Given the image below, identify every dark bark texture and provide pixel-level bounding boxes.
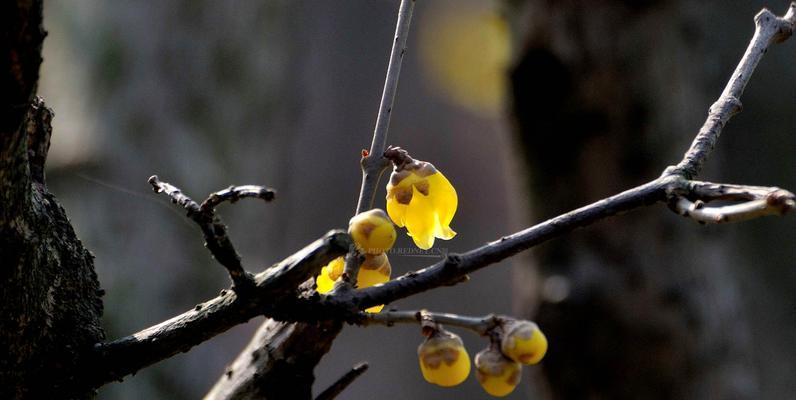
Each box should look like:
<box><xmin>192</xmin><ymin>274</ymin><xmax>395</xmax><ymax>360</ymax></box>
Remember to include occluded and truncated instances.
<box><xmin>508</xmin><ymin>1</ymin><xmax>755</xmax><ymax>399</ymax></box>
<box><xmin>0</xmin><ymin>1</ymin><xmax>104</xmax><ymax>398</ymax></box>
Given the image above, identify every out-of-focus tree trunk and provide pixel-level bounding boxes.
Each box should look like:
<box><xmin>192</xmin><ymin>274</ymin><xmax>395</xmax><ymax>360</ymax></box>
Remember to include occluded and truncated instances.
<box><xmin>507</xmin><ymin>1</ymin><xmax>756</xmax><ymax>399</ymax></box>
<box><xmin>0</xmin><ymin>1</ymin><xmax>104</xmax><ymax>399</ymax></box>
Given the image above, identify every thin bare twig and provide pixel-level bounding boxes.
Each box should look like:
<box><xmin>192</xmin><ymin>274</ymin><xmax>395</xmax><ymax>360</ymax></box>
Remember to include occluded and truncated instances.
<box><xmin>355</xmin><ymin>0</ymin><xmax>416</xmax><ymax>215</ymax></box>
<box><xmin>149</xmin><ymin>175</ymin><xmax>269</xmax><ymax>290</ymax></box>
<box><xmin>346</xmin><ymin>0</ymin><xmax>416</xmax><ymax>282</ymax></box>
<box><xmin>200</xmin><ymin>184</ymin><xmax>275</xmax><ymax>212</ymax></box>
<box><xmin>669</xmin><ymin>4</ymin><xmax>796</xmax><ymax>179</ymax></box>
<box><xmin>314</xmin><ymin>362</ymin><xmax>370</xmax><ymax>400</ymax></box>
<box><xmin>362</xmin><ymin>310</ymin><xmax>503</xmax><ymax>336</ymax></box>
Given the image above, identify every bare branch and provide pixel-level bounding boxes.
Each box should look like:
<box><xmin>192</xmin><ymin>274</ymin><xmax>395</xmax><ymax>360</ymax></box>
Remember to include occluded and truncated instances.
<box><xmin>149</xmin><ymin>175</ymin><xmax>260</xmax><ymax>291</ymax></box>
<box><xmin>669</xmin><ymin>4</ymin><xmax>796</xmax><ymax>179</ymax></box>
<box><xmin>355</xmin><ymin>0</ymin><xmax>416</xmax><ymax>215</ymax></box>
<box><xmin>314</xmin><ymin>362</ymin><xmax>369</xmax><ymax>400</ymax></box>
<box><xmin>362</xmin><ymin>310</ymin><xmax>502</xmax><ymax>336</ymax></box>
<box><xmin>85</xmin><ymin>231</ymin><xmax>350</xmax><ymax>388</ymax></box>
<box><xmin>346</xmin><ymin>0</ymin><xmax>416</xmax><ymax>286</ymax></box>
<box><xmin>671</xmin><ymin>185</ymin><xmax>795</xmax><ymax>224</ymax></box>
<box><xmin>200</xmin><ymin>184</ymin><xmax>275</xmax><ymax>212</ymax></box>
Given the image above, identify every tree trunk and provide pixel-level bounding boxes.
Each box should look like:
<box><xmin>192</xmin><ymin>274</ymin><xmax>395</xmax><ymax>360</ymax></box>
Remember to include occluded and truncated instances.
<box><xmin>508</xmin><ymin>1</ymin><xmax>756</xmax><ymax>399</ymax></box>
<box><xmin>1</xmin><ymin>1</ymin><xmax>104</xmax><ymax>398</ymax></box>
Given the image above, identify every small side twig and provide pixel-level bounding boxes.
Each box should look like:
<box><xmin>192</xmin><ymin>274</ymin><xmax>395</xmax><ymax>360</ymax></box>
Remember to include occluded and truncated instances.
<box><xmin>314</xmin><ymin>362</ymin><xmax>370</xmax><ymax>400</ymax></box>
<box><xmin>671</xmin><ymin>183</ymin><xmax>795</xmax><ymax>224</ymax></box>
<box><xmin>362</xmin><ymin>310</ymin><xmax>503</xmax><ymax>336</ymax></box>
<box><xmin>200</xmin><ymin>185</ymin><xmax>275</xmax><ymax>212</ymax></box>
<box><xmin>148</xmin><ymin>175</ymin><xmax>273</xmax><ymax>291</ymax></box>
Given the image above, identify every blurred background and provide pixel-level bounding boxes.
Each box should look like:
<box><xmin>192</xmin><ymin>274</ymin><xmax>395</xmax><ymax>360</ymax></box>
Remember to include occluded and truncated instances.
<box><xmin>38</xmin><ymin>0</ymin><xmax>794</xmax><ymax>399</ymax></box>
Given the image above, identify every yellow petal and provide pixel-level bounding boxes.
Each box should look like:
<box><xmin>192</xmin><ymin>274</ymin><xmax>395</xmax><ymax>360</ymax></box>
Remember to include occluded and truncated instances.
<box><xmin>386</xmin><ymin>195</ymin><xmax>409</xmax><ymax>227</ymax></box>
<box><xmin>427</xmin><ymin>172</ymin><xmax>458</xmax><ymax>226</ymax></box>
<box><xmin>405</xmin><ymin>186</ymin><xmax>436</xmax><ymax>249</ymax></box>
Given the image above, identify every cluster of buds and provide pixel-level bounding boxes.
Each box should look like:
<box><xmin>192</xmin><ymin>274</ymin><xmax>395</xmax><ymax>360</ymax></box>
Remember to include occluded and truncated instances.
<box><xmin>316</xmin><ymin>209</ymin><xmax>395</xmax><ymax>313</ymax></box>
<box><xmin>416</xmin><ymin>317</ymin><xmax>547</xmax><ymax>397</ymax></box>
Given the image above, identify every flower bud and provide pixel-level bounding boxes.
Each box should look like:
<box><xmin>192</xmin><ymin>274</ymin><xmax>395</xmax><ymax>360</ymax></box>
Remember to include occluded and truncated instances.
<box><xmin>358</xmin><ymin>253</ymin><xmax>391</xmax><ymax>313</ymax></box>
<box><xmin>475</xmin><ymin>347</ymin><xmax>522</xmax><ymax>397</ymax></box>
<box><xmin>417</xmin><ymin>330</ymin><xmax>471</xmax><ymax>387</ymax></box>
<box><xmin>349</xmin><ymin>209</ymin><xmax>397</xmax><ymax>254</ymax></box>
<box><xmin>314</xmin><ymin>254</ymin><xmax>391</xmax><ymax>313</ymax></box>
<box><xmin>500</xmin><ymin>320</ymin><xmax>547</xmax><ymax>365</ymax></box>
<box><xmin>315</xmin><ymin>257</ymin><xmax>345</xmax><ymax>294</ymax></box>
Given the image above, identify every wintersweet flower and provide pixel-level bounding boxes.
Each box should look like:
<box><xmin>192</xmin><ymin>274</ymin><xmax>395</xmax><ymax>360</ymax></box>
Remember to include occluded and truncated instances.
<box><xmin>475</xmin><ymin>347</ymin><xmax>522</xmax><ymax>397</ymax></box>
<box><xmin>385</xmin><ymin>149</ymin><xmax>457</xmax><ymax>250</ymax></box>
<box><xmin>314</xmin><ymin>253</ymin><xmax>391</xmax><ymax>313</ymax></box>
<box><xmin>417</xmin><ymin>329</ymin><xmax>471</xmax><ymax>387</ymax></box>
<box><xmin>500</xmin><ymin>320</ymin><xmax>547</xmax><ymax>365</ymax></box>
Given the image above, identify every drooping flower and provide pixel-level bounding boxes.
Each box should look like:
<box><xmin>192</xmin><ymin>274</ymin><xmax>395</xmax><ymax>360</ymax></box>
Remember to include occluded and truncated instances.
<box><xmin>315</xmin><ymin>253</ymin><xmax>391</xmax><ymax>313</ymax></box>
<box><xmin>385</xmin><ymin>148</ymin><xmax>457</xmax><ymax>250</ymax></box>
<box><xmin>475</xmin><ymin>347</ymin><xmax>522</xmax><ymax>397</ymax></box>
<box><xmin>417</xmin><ymin>329</ymin><xmax>471</xmax><ymax>387</ymax></box>
<box><xmin>349</xmin><ymin>209</ymin><xmax>397</xmax><ymax>255</ymax></box>
<box><xmin>500</xmin><ymin>320</ymin><xmax>547</xmax><ymax>365</ymax></box>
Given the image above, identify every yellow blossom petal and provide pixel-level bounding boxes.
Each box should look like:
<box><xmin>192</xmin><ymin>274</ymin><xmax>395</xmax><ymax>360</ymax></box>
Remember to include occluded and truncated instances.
<box><xmin>405</xmin><ymin>185</ymin><xmax>437</xmax><ymax>249</ymax></box>
<box><xmin>475</xmin><ymin>348</ymin><xmax>522</xmax><ymax>397</ymax></box>
<box><xmin>349</xmin><ymin>209</ymin><xmax>397</xmax><ymax>254</ymax></box>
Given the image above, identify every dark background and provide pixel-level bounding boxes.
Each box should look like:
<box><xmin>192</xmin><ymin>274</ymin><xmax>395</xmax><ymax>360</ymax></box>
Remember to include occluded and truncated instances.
<box><xmin>38</xmin><ymin>1</ymin><xmax>794</xmax><ymax>399</ymax></box>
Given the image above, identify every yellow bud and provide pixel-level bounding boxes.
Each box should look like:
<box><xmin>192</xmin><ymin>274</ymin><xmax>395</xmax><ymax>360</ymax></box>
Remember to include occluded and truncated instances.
<box><xmin>418</xmin><ymin>330</ymin><xmax>471</xmax><ymax>387</ymax></box>
<box><xmin>349</xmin><ymin>209</ymin><xmax>397</xmax><ymax>255</ymax></box>
<box><xmin>315</xmin><ymin>257</ymin><xmax>345</xmax><ymax>293</ymax></box>
<box><xmin>386</xmin><ymin>161</ymin><xmax>457</xmax><ymax>250</ymax></box>
<box><xmin>500</xmin><ymin>320</ymin><xmax>547</xmax><ymax>365</ymax></box>
<box><xmin>358</xmin><ymin>253</ymin><xmax>391</xmax><ymax>313</ymax></box>
<box><xmin>314</xmin><ymin>254</ymin><xmax>391</xmax><ymax>313</ymax></box>
<box><xmin>475</xmin><ymin>347</ymin><xmax>521</xmax><ymax>397</ymax></box>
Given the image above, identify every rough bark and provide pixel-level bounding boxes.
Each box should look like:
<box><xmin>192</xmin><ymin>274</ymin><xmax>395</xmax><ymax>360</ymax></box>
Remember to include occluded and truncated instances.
<box><xmin>205</xmin><ymin>320</ymin><xmax>342</xmax><ymax>400</ymax></box>
<box><xmin>0</xmin><ymin>1</ymin><xmax>104</xmax><ymax>398</ymax></box>
<box><xmin>508</xmin><ymin>1</ymin><xmax>755</xmax><ymax>399</ymax></box>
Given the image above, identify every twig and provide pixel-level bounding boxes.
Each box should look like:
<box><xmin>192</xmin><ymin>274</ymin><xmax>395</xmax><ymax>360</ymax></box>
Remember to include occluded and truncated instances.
<box><xmin>314</xmin><ymin>362</ymin><xmax>370</xmax><ymax>400</ymax></box>
<box><xmin>668</xmin><ymin>4</ymin><xmax>796</xmax><ymax>179</ymax></box>
<box><xmin>671</xmin><ymin>187</ymin><xmax>795</xmax><ymax>224</ymax></box>
<box><xmin>200</xmin><ymin>185</ymin><xmax>275</xmax><ymax>212</ymax></box>
<box><xmin>85</xmin><ymin>231</ymin><xmax>350</xmax><ymax>388</ymax></box>
<box><xmin>355</xmin><ymin>0</ymin><xmax>416</xmax><ymax>215</ymax></box>
<box><xmin>346</xmin><ymin>0</ymin><xmax>417</xmax><ymax>282</ymax></box>
<box><xmin>362</xmin><ymin>310</ymin><xmax>502</xmax><ymax>336</ymax></box>
<box><xmin>148</xmin><ymin>175</ymin><xmax>272</xmax><ymax>291</ymax></box>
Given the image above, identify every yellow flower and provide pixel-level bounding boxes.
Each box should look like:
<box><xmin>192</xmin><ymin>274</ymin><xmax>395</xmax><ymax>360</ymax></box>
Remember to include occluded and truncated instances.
<box><xmin>417</xmin><ymin>330</ymin><xmax>471</xmax><ymax>387</ymax></box>
<box><xmin>349</xmin><ymin>209</ymin><xmax>397</xmax><ymax>255</ymax></box>
<box><xmin>500</xmin><ymin>320</ymin><xmax>547</xmax><ymax>365</ymax></box>
<box><xmin>475</xmin><ymin>347</ymin><xmax>522</xmax><ymax>397</ymax></box>
<box><xmin>386</xmin><ymin>160</ymin><xmax>457</xmax><ymax>250</ymax></box>
<box><xmin>315</xmin><ymin>254</ymin><xmax>391</xmax><ymax>313</ymax></box>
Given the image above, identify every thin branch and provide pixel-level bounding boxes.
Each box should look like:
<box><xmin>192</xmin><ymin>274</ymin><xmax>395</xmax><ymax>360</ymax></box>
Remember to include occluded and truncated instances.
<box><xmin>362</xmin><ymin>310</ymin><xmax>502</xmax><ymax>336</ymax></box>
<box><xmin>355</xmin><ymin>0</ymin><xmax>416</xmax><ymax>215</ymax></box>
<box><xmin>85</xmin><ymin>231</ymin><xmax>350</xmax><ymax>388</ymax></box>
<box><xmin>671</xmin><ymin>186</ymin><xmax>795</xmax><ymax>224</ymax></box>
<box><xmin>347</xmin><ymin>0</ymin><xmax>416</xmax><ymax>281</ymax></box>
<box><xmin>669</xmin><ymin>4</ymin><xmax>796</xmax><ymax>179</ymax></box>
<box><xmin>149</xmin><ymin>175</ymin><xmax>265</xmax><ymax>290</ymax></box>
<box><xmin>314</xmin><ymin>362</ymin><xmax>370</xmax><ymax>400</ymax></box>
<box><xmin>200</xmin><ymin>184</ymin><xmax>275</xmax><ymax>212</ymax></box>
